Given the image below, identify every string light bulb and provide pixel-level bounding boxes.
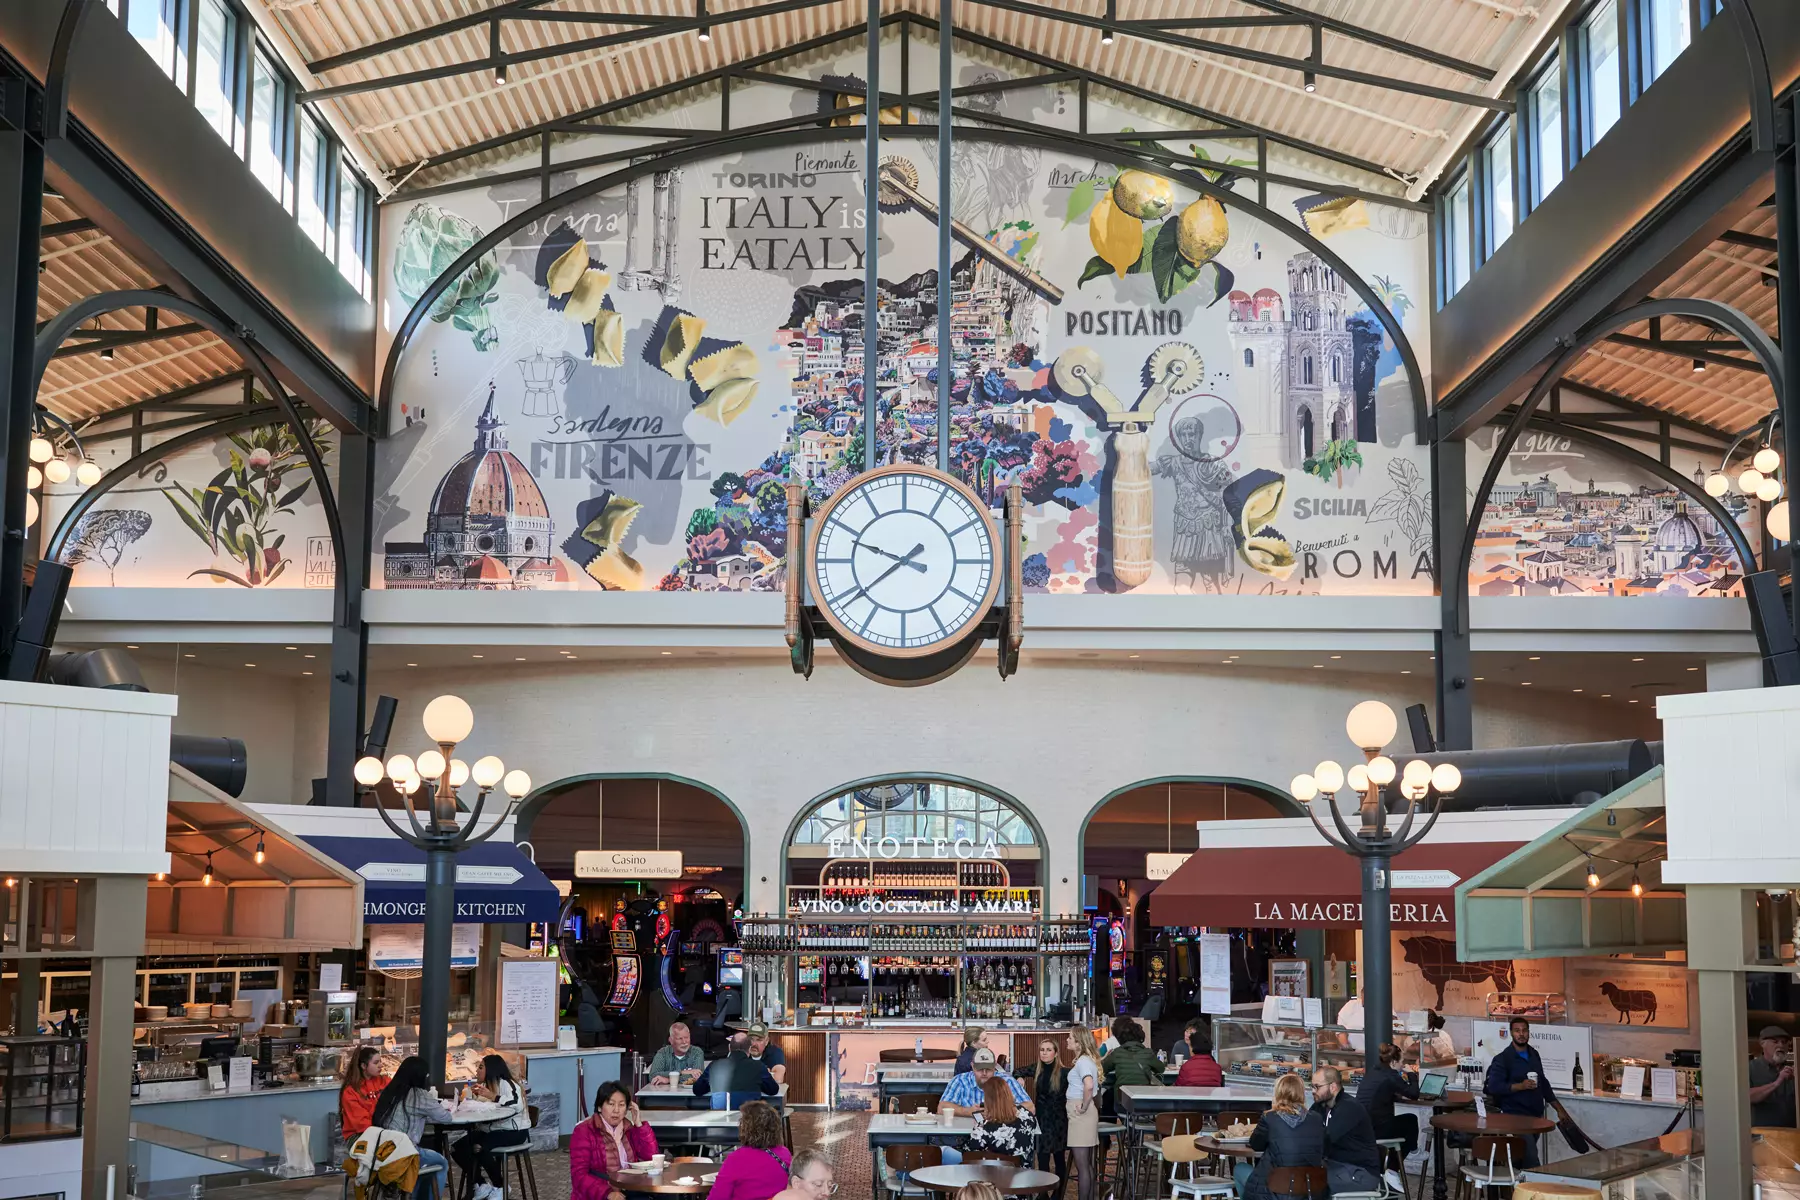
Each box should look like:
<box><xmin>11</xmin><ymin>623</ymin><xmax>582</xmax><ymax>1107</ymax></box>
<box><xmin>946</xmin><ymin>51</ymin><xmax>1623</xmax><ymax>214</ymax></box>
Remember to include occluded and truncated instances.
<box><xmin>254</xmin><ymin>834</ymin><xmax>265</xmax><ymax>865</ymax></box>
<box><xmin>1586</xmin><ymin>860</ymin><xmax>1600</xmax><ymax>889</ymax></box>
<box><xmin>1631</xmin><ymin>869</ymin><xmax>1644</xmax><ymax>898</ymax></box>
<box><xmin>203</xmin><ymin>853</ymin><xmax>213</xmax><ymax>886</ymax></box>
<box><xmin>155</xmin><ymin>871</ymin><xmax>165</xmax><ymax>882</ymax></box>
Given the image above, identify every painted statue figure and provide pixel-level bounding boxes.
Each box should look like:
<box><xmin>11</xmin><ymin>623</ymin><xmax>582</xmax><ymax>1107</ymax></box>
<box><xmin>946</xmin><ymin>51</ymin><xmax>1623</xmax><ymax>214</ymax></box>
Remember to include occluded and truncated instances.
<box><xmin>1155</xmin><ymin>413</ymin><xmax>1237</xmax><ymax>592</ymax></box>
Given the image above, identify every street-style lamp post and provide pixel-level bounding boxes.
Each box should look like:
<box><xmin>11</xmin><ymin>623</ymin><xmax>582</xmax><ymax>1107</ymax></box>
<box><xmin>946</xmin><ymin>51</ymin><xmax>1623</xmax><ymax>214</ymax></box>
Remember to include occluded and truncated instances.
<box><xmin>1290</xmin><ymin>700</ymin><xmax>1461</xmax><ymax>1073</ymax></box>
<box><xmin>354</xmin><ymin>695</ymin><xmax>532</xmax><ymax>1085</ymax></box>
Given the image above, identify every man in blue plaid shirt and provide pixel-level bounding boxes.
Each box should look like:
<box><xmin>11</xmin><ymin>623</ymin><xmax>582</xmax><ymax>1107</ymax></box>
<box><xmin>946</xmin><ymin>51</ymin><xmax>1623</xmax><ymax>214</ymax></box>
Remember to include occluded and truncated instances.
<box><xmin>940</xmin><ymin>1048</ymin><xmax>1035</xmax><ymax>1115</ymax></box>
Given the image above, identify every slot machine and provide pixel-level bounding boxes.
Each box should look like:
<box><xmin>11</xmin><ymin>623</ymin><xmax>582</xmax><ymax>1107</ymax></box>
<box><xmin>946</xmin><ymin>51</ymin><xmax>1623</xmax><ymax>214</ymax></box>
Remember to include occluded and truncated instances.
<box><xmin>715</xmin><ymin>946</ymin><xmax>746</xmax><ymax>1029</ymax></box>
<box><xmin>604</xmin><ymin>928</ymin><xmax>644</xmax><ymax>1046</ymax></box>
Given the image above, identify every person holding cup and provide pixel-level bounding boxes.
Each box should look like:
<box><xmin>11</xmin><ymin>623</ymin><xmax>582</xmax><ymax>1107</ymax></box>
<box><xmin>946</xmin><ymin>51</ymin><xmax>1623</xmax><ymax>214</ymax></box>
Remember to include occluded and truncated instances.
<box><xmin>1482</xmin><ymin>1017</ymin><xmax>1568</xmax><ymax>1167</ymax></box>
<box><xmin>570</xmin><ymin>1082</ymin><xmax>658</xmax><ymax>1200</ymax></box>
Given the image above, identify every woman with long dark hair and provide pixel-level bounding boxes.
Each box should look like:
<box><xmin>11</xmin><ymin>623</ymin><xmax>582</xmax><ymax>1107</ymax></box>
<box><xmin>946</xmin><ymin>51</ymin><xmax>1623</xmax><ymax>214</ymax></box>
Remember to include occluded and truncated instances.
<box><xmin>340</xmin><ymin>1046</ymin><xmax>388</xmax><ymax>1141</ymax></box>
<box><xmin>369</xmin><ymin>1056</ymin><xmax>455</xmax><ymax>1198</ymax></box>
<box><xmin>452</xmin><ymin>1055</ymin><xmax>533</xmax><ymax>1200</ymax></box>
<box><xmin>1018</xmin><ymin>1038</ymin><xmax>1070</xmax><ymax>1180</ymax></box>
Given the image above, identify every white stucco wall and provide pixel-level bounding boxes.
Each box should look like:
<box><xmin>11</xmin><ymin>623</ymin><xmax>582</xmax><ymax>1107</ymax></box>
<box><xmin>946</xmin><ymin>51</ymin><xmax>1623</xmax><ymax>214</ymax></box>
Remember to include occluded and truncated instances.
<box><xmin>271</xmin><ymin>656</ymin><xmax>1653</xmax><ymax>916</ymax></box>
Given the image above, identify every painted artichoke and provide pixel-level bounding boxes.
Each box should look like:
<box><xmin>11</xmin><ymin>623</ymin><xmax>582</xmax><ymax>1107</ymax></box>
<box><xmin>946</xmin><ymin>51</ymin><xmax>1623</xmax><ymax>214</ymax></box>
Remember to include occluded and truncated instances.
<box><xmin>392</xmin><ymin>203</ymin><xmax>501</xmax><ymax>351</ymax></box>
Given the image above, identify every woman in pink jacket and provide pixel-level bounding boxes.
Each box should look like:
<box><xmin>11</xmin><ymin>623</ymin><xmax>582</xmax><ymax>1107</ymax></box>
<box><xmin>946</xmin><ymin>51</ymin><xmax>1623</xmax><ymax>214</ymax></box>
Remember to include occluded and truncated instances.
<box><xmin>570</xmin><ymin>1083</ymin><xmax>659</xmax><ymax>1200</ymax></box>
<box><xmin>709</xmin><ymin>1102</ymin><xmax>791</xmax><ymax>1200</ymax></box>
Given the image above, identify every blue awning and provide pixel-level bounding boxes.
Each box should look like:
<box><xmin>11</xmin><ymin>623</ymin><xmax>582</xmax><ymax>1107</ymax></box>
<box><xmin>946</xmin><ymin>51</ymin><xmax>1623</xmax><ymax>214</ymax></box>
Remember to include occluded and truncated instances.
<box><xmin>302</xmin><ymin>836</ymin><xmax>562</xmax><ymax>925</ymax></box>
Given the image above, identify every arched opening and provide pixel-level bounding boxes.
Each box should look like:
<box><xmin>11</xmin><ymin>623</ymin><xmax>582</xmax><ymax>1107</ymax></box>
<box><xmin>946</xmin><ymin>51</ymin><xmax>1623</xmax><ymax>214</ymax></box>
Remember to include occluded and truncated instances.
<box><xmin>780</xmin><ymin>775</ymin><xmax>1054</xmax><ymax>1104</ymax></box>
<box><xmin>517</xmin><ymin>775</ymin><xmax>747</xmax><ymax>1053</ymax></box>
<box><xmin>1303</xmin><ymin>355</ymin><xmax>1315</xmax><ymax>385</ymax></box>
<box><xmin>1080</xmin><ymin>778</ymin><xmax>1297</xmax><ymax>1040</ymax></box>
<box><xmin>1243</xmin><ymin>348</ymin><xmax>1255</xmax><ymax>367</ymax></box>
<box><xmin>1299</xmin><ymin>406</ymin><xmax>1316</xmax><ymax>459</ymax></box>
<box><xmin>1330</xmin><ymin>407</ymin><xmax>1347</xmax><ymax>441</ymax></box>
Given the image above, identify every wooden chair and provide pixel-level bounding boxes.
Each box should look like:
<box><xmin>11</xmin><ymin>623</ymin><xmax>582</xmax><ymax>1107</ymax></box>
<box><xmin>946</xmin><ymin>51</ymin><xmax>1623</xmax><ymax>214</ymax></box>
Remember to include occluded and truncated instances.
<box><xmin>1140</xmin><ymin>1113</ymin><xmax>1208</xmax><ymax>1199</ymax></box>
<box><xmin>889</xmin><ymin>1091</ymin><xmax>945</xmax><ymax>1115</ymax></box>
<box><xmin>1265</xmin><ymin>1166</ymin><xmax>1328</xmax><ymax>1199</ymax></box>
<box><xmin>1457</xmin><ymin>1135</ymin><xmax>1523</xmax><ymax>1200</ymax></box>
<box><xmin>883</xmin><ymin>1144</ymin><xmax>945</xmax><ymax>1200</ymax></box>
<box><xmin>1210</xmin><ymin>1112</ymin><xmax>1262</xmax><ymax>1133</ymax></box>
<box><xmin>1160</xmin><ymin>1134</ymin><xmax>1233</xmax><ymax>1200</ymax></box>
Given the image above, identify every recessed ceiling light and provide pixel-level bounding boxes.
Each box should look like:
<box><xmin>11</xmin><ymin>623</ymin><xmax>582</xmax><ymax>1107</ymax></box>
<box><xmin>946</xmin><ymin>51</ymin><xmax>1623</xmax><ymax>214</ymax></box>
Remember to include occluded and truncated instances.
<box><xmin>515</xmin><ymin>657</ymin><xmax>527</xmax><ymax>661</ymax></box>
<box><xmin>1127</xmin><ymin>654</ymin><xmax>1140</xmax><ymax>659</ymax></box>
<box><xmin>1329</xmin><ymin>654</ymin><xmax>1342</xmax><ymax>660</ymax></box>
<box><xmin>1685</xmin><ymin>666</ymin><xmax>1699</xmax><ymax>672</ymax></box>
<box><xmin>1400</xmin><ymin>670</ymin><xmax>1411</xmax><ymax>675</ymax></box>
<box><xmin>184</xmin><ymin>653</ymin><xmax>195</xmax><ymax>658</ymax></box>
<box><xmin>1520</xmin><ymin>681</ymin><xmax>1532</xmax><ymax>686</ymax></box>
<box><xmin>1221</xmin><ymin>659</ymin><xmax>1233</xmax><ymax>664</ymax></box>
<box><xmin>304</xmin><ymin>654</ymin><xmax>316</xmax><ymax>659</ymax></box>
<box><xmin>1528</xmin><ymin>656</ymin><xmax>1541</xmax><ymax>661</ymax></box>
<box><xmin>1573</xmin><ymin>688</ymin><xmax>1583</xmax><ymax>693</ymax></box>
<box><xmin>1602</xmin><ymin>693</ymin><xmax>1612</xmax><ymax>698</ymax></box>
<box><xmin>407</xmin><ymin>663</ymin><xmax>419</xmax><ymax>667</ymax></box>
<box><xmin>126</xmin><ymin>644</ymin><xmax>139</xmax><ymax>649</ymax></box>
<box><xmin>244</xmin><ymin>662</ymin><xmax>256</xmax><ymax>667</ymax></box>
<box><xmin>1474</xmin><ymin>676</ymin><xmax>1485</xmax><ymax>681</ymax></box>
<box><xmin>1312</xmin><ymin>664</ymin><xmax>1324</xmax><ymax>669</ymax></box>
<box><xmin>284</xmin><ymin>646</ymin><xmax>297</xmax><ymax>651</ymax></box>
<box><xmin>662</xmin><ymin>650</ymin><xmax>674</xmax><ymax>656</ymax></box>
<box><xmin>1631</xmin><ymin>657</ymin><xmax>1644</xmax><ymax>662</ymax></box>
<box><xmin>472</xmin><ymin>654</ymin><xmax>484</xmax><ymax>659</ymax></box>
<box><xmin>302</xmin><ymin>671</ymin><xmax>313</xmax><ymax>676</ymax></box>
<box><xmin>1628</xmin><ymin>699</ymin><xmax>1639</xmax><ymax>704</ymax></box>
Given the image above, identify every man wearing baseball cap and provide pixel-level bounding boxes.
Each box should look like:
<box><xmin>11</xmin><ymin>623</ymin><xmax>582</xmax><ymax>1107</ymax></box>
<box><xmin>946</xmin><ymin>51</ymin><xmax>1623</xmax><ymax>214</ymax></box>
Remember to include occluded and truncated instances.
<box><xmin>935</xmin><ymin>1047</ymin><xmax>1035</xmax><ymax>1166</ymax></box>
<box><xmin>693</xmin><ymin>1021</ymin><xmax>780</xmax><ymax>1110</ymax></box>
<box><xmin>1750</xmin><ymin>1026</ymin><xmax>1796</xmax><ymax>1129</ymax></box>
<box><xmin>746</xmin><ymin>1022</ymin><xmax>788</xmax><ymax>1086</ymax></box>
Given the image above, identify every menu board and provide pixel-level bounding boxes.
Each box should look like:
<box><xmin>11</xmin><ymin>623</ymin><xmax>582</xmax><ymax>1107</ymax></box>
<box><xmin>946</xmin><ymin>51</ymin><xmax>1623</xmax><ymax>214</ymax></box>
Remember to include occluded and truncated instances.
<box><xmin>498</xmin><ymin>958</ymin><xmax>560</xmax><ymax>1048</ymax></box>
<box><xmin>1200</xmin><ymin>933</ymin><xmax>1232</xmax><ymax>1016</ymax></box>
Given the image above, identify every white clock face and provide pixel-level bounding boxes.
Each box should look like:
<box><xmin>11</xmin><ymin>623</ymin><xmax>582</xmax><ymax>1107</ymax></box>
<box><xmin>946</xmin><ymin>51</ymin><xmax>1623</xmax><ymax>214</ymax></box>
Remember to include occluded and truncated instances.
<box><xmin>811</xmin><ymin>468</ymin><xmax>998</xmax><ymax>654</ymax></box>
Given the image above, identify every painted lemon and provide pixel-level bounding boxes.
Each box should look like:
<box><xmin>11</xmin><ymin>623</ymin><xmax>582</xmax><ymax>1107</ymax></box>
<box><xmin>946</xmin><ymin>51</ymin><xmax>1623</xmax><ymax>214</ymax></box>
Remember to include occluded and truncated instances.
<box><xmin>1176</xmin><ymin>197</ymin><xmax>1229</xmax><ymax>266</ymax></box>
<box><xmin>1089</xmin><ymin>191</ymin><xmax>1145</xmax><ymax>277</ymax></box>
<box><xmin>1112</xmin><ymin>170</ymin><xmax>1175</xmax><ymax>220</ymax></box>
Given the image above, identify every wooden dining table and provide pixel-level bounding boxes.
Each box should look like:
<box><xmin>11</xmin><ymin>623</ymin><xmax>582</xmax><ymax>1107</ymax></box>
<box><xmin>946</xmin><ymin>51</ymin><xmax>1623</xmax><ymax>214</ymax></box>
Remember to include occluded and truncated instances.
<box><xmin>1428</xmin><ymin>1107</ymin><xmax>1554</xmax><ymax>1200</ymax></box>
<box><xmin>613</xmin><ymin>1158</ymin><xmax>718</xmax><ymax>1195</ymax></box>
<box><xmin>908</xmin><ymin>1163</ymin><xmax>1064</xmax><ymax>1195</ymax></box>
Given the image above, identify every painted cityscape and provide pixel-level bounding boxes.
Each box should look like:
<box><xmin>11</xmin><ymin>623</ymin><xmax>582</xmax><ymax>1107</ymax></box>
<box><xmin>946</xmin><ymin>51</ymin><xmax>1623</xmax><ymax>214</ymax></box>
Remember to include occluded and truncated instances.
<box><xmin>1468</xmin><ymin>461</ymin><xmax>1749</xmax><ymax>597</ymax></box>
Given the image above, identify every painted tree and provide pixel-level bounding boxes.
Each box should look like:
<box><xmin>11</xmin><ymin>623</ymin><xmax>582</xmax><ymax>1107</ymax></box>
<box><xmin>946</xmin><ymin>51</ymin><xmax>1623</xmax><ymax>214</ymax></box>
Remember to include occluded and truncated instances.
<box><xmin>65</xmin><ymin>509</ymin><xmax>153</xmax><ymax>585</ymax></box>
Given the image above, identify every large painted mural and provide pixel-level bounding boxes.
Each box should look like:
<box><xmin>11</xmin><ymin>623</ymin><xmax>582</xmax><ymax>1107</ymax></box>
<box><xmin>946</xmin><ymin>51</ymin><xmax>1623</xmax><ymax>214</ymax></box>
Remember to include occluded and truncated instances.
<box><xmin>42</xmin><ymin>403</ymin><xmax>339</xmax><ymax>590</ymax></box>
<box><xmin>371</xmin><ymin>51</ymin><xmax>1438</xmax><ymax>597</ymax></box>
<box><xmin>1465</xmin><ymin>428</ymin><xmax>1752</xmax><ymax>598</ymax></box>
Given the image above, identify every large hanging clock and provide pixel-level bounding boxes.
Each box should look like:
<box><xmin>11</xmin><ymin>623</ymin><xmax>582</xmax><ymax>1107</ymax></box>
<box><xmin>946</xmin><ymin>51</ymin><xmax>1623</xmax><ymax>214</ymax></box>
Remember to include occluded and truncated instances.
<box><xmin>787</xmin><ymin>465</ymin><xmax>1022</xmax><ymax>686</ymax></box>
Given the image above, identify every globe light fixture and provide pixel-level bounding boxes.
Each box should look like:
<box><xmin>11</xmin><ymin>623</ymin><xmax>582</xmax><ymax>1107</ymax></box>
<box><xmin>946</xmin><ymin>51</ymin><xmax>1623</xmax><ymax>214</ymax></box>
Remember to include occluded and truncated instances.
<box><xmin>1757</xmin><ymin>476</ymin><xmax>1783</xmax><ymax>503</ymax></box>
<box><xmin>26</xmin><ymin>466</ymin><xmax>40</xmax><ymax>491</ymax></box>
<box><xmin>422</xmin><ymin>694</ymin><xmax>475</xmax><ymax>744</ymax></box>
<box><xmin>1770</xmin><ymin>501</ymin><xmax>1791</xmax><ymax>542</ymax></box>
<box><xmin>24</xmin><ymin>495</ymin><xmax>37</xmax><ymax>527</ymax></box>
<box><xmin>1313</xmin><ymin>760</ymin><xmax>1345</xmax><ymax>794</ymax></box>
<box><xmin>44</xmin><ymin>458</ymin><xmax>70</xmax><ymax>484</ymax></box>
<box><xmin>1740</xmin><ymin>467</ymin><xmax>1766</xmax><ymax>493</ymax></box>
<box><xmin>1345</xmin><ymin>699</ymin><xmax>1398</xmax><ymax>751</ymax></box>
<box><xmin>353</xmin><ymin>699</ymin><xmax>533</xmax><ymax>1085</ymax></box>
<box><xmin>1301</xmin><ymin>700</ymin><xmax>1464</xmax><ymax>1073</ymax></box>
<box><xmin>28</xmin><ymin>437</ymin><xmax>52</xmax><ymax>464</ymax></box>
<box><xmin>1755</xmin><ymin>445</ymin><xmax>1781</xmax><ymax>475</ymax></box>
<box><xmin>76</xmin><ymin>460</ymin><xmax>102</xmax><ymax>487</ymax></box>
<box><xmin>1704</xmin><ymin>471</ymin><xmax>1730</xmax><ymax>498</ymax></box>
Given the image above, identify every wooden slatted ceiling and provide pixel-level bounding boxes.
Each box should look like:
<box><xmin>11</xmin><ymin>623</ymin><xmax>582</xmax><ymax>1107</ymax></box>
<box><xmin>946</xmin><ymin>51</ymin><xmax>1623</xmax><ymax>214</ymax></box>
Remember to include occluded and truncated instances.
<box><xmin>36</xmin><ymin>196</ymin><xmax>240</xmax><ymax>426</ymax></box>
<box><xmin>276</xmin><ymin>0</ymin><xmax>1547</xmax><ymax>188</ymax></box>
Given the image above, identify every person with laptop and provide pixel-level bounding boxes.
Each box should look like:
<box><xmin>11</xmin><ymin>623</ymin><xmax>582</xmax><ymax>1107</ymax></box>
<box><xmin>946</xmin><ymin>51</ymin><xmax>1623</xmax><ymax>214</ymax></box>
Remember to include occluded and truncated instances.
<box><xmin>1355</xmin><ymin>1042</ymin><xmax>1424</xmax><ymax>1189</ymax></box>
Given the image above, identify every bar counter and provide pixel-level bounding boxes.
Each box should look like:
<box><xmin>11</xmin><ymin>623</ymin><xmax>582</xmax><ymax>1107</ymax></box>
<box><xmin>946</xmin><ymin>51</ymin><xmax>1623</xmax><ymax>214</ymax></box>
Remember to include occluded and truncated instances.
<box><xmin>768</xmin><ymin>1023</ymin><xmax>1080</xmax><ymax>1108</ymax></box>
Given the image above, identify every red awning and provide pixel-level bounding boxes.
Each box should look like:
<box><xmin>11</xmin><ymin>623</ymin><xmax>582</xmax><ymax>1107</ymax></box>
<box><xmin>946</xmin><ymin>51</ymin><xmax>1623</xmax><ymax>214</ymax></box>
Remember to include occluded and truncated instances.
<box><xmin>1148</xmin><ymin>840</ymin><xmax>1525</xmax><ymax>930</ymax></box>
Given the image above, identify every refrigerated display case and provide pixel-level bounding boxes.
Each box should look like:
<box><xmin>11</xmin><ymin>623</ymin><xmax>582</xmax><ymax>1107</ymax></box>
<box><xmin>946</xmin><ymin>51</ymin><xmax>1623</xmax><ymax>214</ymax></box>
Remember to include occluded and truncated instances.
<box><xmin>1210</xmin><ymin>1019</ymin><xmax>1366</xmax><ymax>1089</ymax></box>
<box><xmin>0</xmin><ymin>1035</ymin><xmax>85</xmax><ymax>1142</ymax></box>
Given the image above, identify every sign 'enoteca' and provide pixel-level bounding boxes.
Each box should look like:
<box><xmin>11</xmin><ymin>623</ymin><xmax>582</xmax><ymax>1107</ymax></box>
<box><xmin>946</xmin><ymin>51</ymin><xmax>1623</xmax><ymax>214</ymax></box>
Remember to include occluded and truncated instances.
<box><xmin>576</xmin><ymin>849</ymin><xmax>685</xmax><ymax>879</ymax></box>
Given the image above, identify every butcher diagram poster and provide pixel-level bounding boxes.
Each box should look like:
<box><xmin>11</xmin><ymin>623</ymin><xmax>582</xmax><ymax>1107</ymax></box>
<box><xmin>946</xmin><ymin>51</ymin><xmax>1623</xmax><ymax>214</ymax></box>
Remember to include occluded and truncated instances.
<box><xmin>1567</xmin><ymin>960</ymin><xmax>1690</xmax><ymax>1029</ymax></box>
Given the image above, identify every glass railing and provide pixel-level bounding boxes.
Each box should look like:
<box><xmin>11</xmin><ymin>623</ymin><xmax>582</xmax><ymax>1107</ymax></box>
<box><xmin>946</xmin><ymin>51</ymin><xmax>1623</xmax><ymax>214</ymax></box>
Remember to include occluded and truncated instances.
<box><xmin>128</xmin><ymin>1120</ymin><xmax>340</xmax><ymax>1199</ymax></box>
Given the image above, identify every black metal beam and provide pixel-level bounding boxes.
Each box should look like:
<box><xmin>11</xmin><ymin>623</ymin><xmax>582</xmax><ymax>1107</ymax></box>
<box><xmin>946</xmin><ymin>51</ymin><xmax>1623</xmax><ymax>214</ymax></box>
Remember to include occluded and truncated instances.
<box><xmin>1430</xmin><ymin>429</ymin><xmax>1470</xmax><ymax>751</ymax></box>
<box><xmin>69</xmin><ymin>368</ymin><xmax>251</xmax><ymax>427</ymax></box>
<box><xmin>960</xmin><ymin>0</ymin><xmax>1511</xmax><ymax>111</ymax></box>
<box><xmin>39</xmin><ymin>216</ymin><xmax>92</xmax><ymax>237</ymax></box>
<box><xmin>1719</xmin><ymin>228</ymin><xmax>1779</xmax><ymax>252</ymax></box>
<box><xmin>1496</xmin><ymin>407</ymin><xmax>1728</xmax><ymax>460</ymax></box>
<box><xmin>1604</xmin><ymin>332</ymin><xmax>1767</xmax><ymax>373</ymax></box>
<box><xmin>327</xmin><ymin>429</ymin><xmax>372</xmax><ymax>807</ymax></box>
<box><xmin>0</xmin><ymin>80</ymin><xmax>45</xmax><ymax>668</ymax></box>
<box><xmin>1552</xmin><ymin>377</ymin><xmax>1743</xmax><ymax>442</ymax></box>
<box><xmin>1235</xmin><ymin>0</ymin><xmax>1494</xmax><ymax>80</ymax></box>
<box><xmin>310</xmin><ymin>0</ymin><xmax>625</xmax><ymax>73</ymax></box>
<box><xmin>77</xmin><ymin>402</ymin><xmax>272</xmax><ymax>446</ymax></box>
<box><xmin>49</xmin><ymin>320</ymin><xmax>205</xmax><ymax>359</ymax></box>
<box><xmin>301</xmin><ymin>0</ymin><xmax>841</xmax><ymax>103</ymax></box>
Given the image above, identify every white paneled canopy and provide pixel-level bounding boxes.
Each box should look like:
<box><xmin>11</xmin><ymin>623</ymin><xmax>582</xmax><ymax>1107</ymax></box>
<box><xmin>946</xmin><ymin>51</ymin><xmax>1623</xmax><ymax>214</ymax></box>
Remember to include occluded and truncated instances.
<box><xmin>146</xmin><ymin>765</ymin><xmax>364</xmax><ymax>955</ymax></box>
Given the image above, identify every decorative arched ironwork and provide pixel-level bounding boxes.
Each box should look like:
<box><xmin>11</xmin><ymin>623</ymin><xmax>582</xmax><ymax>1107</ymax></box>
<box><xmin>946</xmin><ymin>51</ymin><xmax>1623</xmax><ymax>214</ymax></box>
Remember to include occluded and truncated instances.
<box><xmin>377</xmin><ymin>124</ymin><xmax>1431</xmax><ymax>442</ymax></box>
<box><xmin>1453</xmin><ymin>297</ymin><xmax>1782</xmax><ymax>632</ymax></box>
<box><xmin>793</xmin><ymin>778</ymin><xmax>1040</xmax><ymax>849</ymax></box>
<box><xmin>32</xmin><ymin>290</ymin><xmax>347</xmax><ymax>590</ymax></box>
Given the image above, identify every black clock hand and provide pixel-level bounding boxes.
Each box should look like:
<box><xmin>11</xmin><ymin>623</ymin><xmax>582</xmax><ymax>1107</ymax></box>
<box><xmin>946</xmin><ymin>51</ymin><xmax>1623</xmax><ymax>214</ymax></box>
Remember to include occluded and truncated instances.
<box><xmin>855</xmin><ymin>539</ymin><xmax>928</xmax><ymax>572</ymax></box>
<box><xmin>863</xmin><ymin>543</ymin><xmax>927</xmax><ymax>592</ymax></box>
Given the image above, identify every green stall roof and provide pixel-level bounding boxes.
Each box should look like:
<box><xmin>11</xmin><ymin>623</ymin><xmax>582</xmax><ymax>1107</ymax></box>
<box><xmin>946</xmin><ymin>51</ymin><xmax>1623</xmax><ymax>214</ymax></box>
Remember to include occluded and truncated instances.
<box><xmin>1454</xmin><ymin>768</ymin><xmax>1684</xmax><ymax>960</ymax></box>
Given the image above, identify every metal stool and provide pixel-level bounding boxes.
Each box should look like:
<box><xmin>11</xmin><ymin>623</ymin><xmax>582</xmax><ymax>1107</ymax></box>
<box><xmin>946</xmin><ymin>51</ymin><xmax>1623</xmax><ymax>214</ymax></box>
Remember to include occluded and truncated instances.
<box><xmin>485</xmin><ymin>1106</ymin><xmax>542</xmax><ymax>1200</ymax></box>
